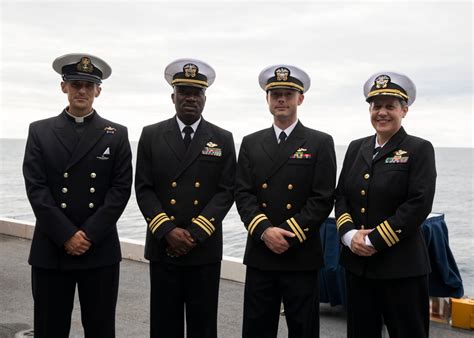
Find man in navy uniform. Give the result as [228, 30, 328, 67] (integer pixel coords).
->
[22, 53, 132, 338]
[235, 65, 336, 338]
[335, 72, 436, 337]
[135, 58, 236, 338]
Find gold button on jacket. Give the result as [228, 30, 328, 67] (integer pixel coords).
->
[334, 127, 436, 279]
[134, 117, 237, 265]
[234, 121, 337, 271]
[22, 110, 133, 271]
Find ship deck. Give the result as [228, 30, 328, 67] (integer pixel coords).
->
[1, 233, 472, 337]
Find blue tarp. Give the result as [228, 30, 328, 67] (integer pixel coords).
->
[422, 214, 464, 298]
[319, 217, 346, 306]
[318, 214, 464, 306]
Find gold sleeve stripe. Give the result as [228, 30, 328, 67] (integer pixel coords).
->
[248, 214, 268, 235]
[150, 214, 170, 233]
[379, 223, 396, 246]
[336, 215, 352, 228]
[193, 218, 212, 236]
[336, 213, 353, 226]
[336, 215, 353, 230]
[150, 215, 167, 232]
[151, 217, 170, 233]
[248, 214, 266, 235]
[149, 213, 167, 229]
[384, 221, 400, 242]
[336, 212, 351, 221]
[197, 215, 215, 232]
[286, 219, 303, 243]
[194, 217, 213, 234]
[289, 217, 306, 241]
[376, 225, 393, 247]
[149, 213, 167, 228]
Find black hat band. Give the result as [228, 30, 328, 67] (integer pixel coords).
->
[172, 71, 208, 87]
[367, 82, 408, 101]
[265, 76, 305, 93]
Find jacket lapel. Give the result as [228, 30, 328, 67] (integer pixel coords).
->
[66, 112, 106, 170]
[164, 118, 185, 162]
[264, 121, 307, 181]
[261, 127, 279, 161]
[53, 111, 79, 155]
[373, 127, 408, 164]
[173, 119, 212, 180]
[360, 135, 375, 167]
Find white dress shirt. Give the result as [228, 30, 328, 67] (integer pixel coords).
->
[176, 116, 201, 140]
[272, 119, 298, 143]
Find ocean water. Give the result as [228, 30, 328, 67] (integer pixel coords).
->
[1, 138, 472, 296]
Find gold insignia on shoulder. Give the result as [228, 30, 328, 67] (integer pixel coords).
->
[104, 126, 117, 134]
[206, 142, 218, 147]
[394, 149, 408, 156]
[275, 67, 290, 81]
[374, 74, 390, 89]
[77, 57, 94, 73]
[183, 63, 198, 78]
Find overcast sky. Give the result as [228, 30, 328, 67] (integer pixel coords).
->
[1, 0, 472, 147]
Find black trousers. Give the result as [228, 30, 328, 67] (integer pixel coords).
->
[31, 263, 120, 338]
[346, 271, 429, 338]
[149, 261, 221, 338]
[242, 266, 320, 338]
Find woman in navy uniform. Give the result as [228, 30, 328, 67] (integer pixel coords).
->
[235, 65, 336, 338]
[135, 58, 236, 338]
[23, 53, 132, 337]
[335, 72, 436, 338]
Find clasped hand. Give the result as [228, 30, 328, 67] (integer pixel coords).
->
[64, 230, 91, 256]
[262, 227, 295, 254]
[165, 228, 196, 258]
[350, 229, 377, 257]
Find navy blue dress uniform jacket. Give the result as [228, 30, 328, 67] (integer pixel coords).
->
[23, 110, 133, 270]
[235, 121, 337, 271]
[135, 117, 236, 265]
[335, 127, 436, 279]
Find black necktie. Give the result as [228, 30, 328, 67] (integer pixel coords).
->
[279, 131, 287, 146]
[183, 126, 193, 149]
[373, 146, 381, 158]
